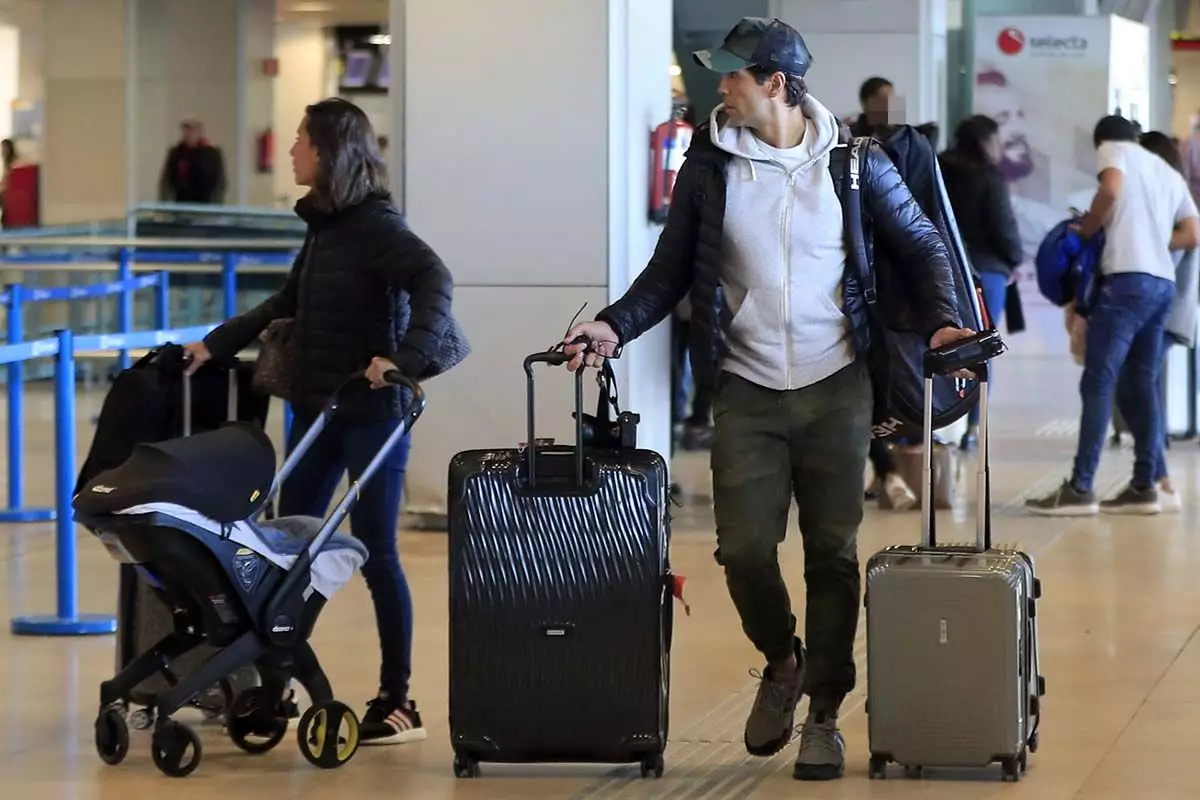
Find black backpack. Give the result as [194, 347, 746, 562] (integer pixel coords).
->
[829, 126, 989, 440]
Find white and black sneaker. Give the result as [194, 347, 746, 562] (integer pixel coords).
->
[1025, 479, 1099, 517]
[360, 695, 427, 746]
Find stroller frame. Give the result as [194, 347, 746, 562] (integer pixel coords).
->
[82, 370, 425, 778]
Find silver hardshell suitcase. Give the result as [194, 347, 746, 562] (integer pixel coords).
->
[864, 331, 1044, 782]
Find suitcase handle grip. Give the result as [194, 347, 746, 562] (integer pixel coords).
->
[922, 329, 1006, 378]
[523, 351, 585, 489]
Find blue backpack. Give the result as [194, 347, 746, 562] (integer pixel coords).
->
[1035, 220, 1105, 310]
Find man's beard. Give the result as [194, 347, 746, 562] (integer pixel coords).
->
[999, 142, 1035, 182]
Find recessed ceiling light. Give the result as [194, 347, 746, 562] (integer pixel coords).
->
[289, 2, 334, 12]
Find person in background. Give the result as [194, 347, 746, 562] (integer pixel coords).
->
[159, 120, 227, 204]
[1027, 116, 1199, 516]
[1113, 129, 1196, 513]
[938, 115, 1023, 450]
[0, 138, 16, 227]
[562, 17, 970, 781]
[850, 76, 894, 138]
[186, 98, 455, 744]
[672, 295, 714, 450]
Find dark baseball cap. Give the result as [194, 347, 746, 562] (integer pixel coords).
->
[693, 17, 813, 77]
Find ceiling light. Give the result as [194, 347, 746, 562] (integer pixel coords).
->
[288, 2, 334, 12]
[368, 34, 392, 45]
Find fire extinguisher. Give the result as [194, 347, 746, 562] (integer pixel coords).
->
[650, 110, 693, 224]
[256, 129, 273, 174]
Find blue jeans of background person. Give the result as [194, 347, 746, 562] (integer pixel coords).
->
[968, 271, 1010, 427]
[1116, 334, 1173, 483]
[278, 413, 414, 701]
[1071, 273, 1175, 493]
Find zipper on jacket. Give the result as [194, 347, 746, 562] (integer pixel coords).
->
[781, 170, 795, 390]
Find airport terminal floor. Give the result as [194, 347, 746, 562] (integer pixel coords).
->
[1, 299, 1198, 799]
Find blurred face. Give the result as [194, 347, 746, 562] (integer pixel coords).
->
[290, 117, 319, 187]
[865, 84, 893, 123]
[717, 69, 782, 128]
[180, 124, 199, 146]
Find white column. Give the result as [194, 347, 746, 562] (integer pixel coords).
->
[390, 0, 673, 516]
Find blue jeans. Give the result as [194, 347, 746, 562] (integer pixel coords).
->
[968, 271, 1010, 427]
[1071, 273, 1174, 492]
[279, 413, 414, 701]
[1116, 335, 1172, 483]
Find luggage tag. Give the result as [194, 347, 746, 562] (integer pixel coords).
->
[670, 573, 691, 617]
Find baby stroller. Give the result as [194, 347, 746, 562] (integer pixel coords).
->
[74, 369, 425, 778]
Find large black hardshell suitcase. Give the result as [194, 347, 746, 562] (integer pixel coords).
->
[446, 351, 674, 779]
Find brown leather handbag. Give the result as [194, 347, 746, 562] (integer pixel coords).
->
[251, 318, 296, 400]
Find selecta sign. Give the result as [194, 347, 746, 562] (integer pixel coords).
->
[996, 26, 1088, 57]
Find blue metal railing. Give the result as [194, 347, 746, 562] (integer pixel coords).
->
[2, 324, 219, 637]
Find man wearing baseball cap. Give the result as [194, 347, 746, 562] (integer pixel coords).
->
[564, 18, 966, 781]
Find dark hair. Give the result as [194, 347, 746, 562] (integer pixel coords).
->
[303, 97, 389, 212]
[1139, 130, 1182, 173]
[951, 115, 1000, 164]
[859, 76, 893, 107]
[748, 64, 808, 108]
[1, 138, 14, 167]
[1093, 114, 1138, 148]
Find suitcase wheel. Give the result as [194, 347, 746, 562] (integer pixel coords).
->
[868, 754, 888, 780]
[94, 707, 131, 767]
[640, 753, 664, 779]
[453, 752, 481, 779]
[1000, 754, 1023, 782]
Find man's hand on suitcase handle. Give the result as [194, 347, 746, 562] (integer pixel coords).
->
[562, 321, 621, 372]
[928, 326, 979, 379]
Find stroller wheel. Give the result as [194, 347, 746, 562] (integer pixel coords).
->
[94, 708, 130, 766]
[227, 688, 289, 755]
[297, 700, 360, 769]
[151, 720, 203, 778]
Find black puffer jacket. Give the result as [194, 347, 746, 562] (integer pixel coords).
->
[204, 192, 453, 421]
[597, 122, 961, 392]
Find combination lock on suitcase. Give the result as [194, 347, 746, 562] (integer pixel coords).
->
[446, 348, 674, 780]
[864, 330, 1045, 782]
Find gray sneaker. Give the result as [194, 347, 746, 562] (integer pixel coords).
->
[744, 639, 804, 757]
[1025, 479, 1099, 517]
[1100, 484, 1160, 515]
[793, 711, 846, 781]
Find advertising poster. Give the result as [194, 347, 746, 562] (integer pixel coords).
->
[973, 15, 1149, 282]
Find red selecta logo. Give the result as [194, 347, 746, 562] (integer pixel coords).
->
[998, 27, 1025, 55]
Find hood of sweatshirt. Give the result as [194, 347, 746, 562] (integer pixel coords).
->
[707, 94, 842, 181]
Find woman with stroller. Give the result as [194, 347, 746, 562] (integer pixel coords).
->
[185, 97, 455, 745]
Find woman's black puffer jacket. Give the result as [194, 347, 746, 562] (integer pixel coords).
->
[204, 192, 453, 421]
[938, 151, 1024, 277]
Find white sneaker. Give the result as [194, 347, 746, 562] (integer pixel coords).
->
[1158, 483, 1182, 514]
[885, 473, 917, 512]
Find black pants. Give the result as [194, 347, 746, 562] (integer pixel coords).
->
[710, 363, 872, 712]
[279, 413, 414, 701]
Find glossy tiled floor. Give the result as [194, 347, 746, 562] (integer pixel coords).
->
[2, 299, 1200, 798]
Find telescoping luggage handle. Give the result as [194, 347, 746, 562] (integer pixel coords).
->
[180, 354, 238, 437]
[920, 329, 1007, 551]
[522, 348, 586, 489]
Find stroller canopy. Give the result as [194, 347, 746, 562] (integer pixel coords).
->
[75, 423, 276, 524]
